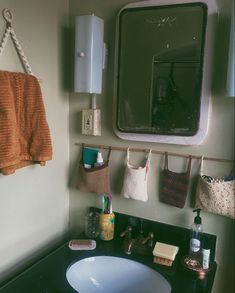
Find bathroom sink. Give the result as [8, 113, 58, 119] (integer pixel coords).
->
[66, 256, 171, 293]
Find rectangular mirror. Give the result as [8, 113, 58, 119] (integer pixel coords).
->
[113, 0, 217, 145]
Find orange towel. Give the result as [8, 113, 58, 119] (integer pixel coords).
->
[0, 70, 52, 175]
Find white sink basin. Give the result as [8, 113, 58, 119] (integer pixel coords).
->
[66, 256, 171, 293]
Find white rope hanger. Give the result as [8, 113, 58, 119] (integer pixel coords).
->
[0, 8, 33, 75]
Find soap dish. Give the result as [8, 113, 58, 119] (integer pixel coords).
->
[68, 239, 96, 250]
[181, 255, 211, 279]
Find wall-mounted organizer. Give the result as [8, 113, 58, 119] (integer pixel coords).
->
[76, 143, 234, 218]
[75, 142, 234, 164]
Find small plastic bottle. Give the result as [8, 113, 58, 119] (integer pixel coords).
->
[202, 236, 211, 270]
[94, 152, 104, 167]
[189, 209, 203, 258]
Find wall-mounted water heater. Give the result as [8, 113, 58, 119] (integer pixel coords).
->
[74, 14, 104, 94]
[74, 14, 105, 136]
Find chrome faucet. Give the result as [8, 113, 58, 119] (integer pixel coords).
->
[142, 232, 155, 247]
[120, 226, 133, 255]
[120, 225, 154, 255]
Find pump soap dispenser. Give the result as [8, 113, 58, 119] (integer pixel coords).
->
[190, 208, 203, 255]
[182, 209, 212, 278]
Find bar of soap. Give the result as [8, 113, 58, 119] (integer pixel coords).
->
[68, 239, 96, 250]
[153, 242, 179, 261]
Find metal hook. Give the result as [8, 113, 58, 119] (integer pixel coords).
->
[2, 9, 13, 26]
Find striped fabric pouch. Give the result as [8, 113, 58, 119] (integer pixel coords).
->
[160, 152, 192, 208]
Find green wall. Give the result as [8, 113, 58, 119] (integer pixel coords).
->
[69, 1, 234, 293]
[0, 0, 70, 282]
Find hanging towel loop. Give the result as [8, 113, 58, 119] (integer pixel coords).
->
[187, 155, 192, 173]
[164, 152, 168, 170]
[146, 149, 151, 167]
[2, 9, 13, 26]
[200, 156, 204, 175]
[0, 8, 33, 75]
[164, 152, 191, 173]
[126, 146, 130, 164]
[107, 146, 112, 163]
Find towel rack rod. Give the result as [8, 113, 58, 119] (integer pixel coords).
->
[75, 142, 234, 163]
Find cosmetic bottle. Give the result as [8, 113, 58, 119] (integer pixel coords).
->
[202, 236, 211, 270]
[189, 209, 203, 258]
[94, 152, 104, 167]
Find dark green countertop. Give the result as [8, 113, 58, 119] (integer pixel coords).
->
[0, 209, 217, 293]
[0, 237, 216, 293]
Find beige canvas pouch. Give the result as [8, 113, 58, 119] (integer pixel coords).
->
[121, 148, 151, 202]
[77, 147, 111, 195]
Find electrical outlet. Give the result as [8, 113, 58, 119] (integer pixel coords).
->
[82, 109, 101, 136]
[83, 111, 93, 133]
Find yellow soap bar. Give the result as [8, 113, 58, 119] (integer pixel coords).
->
[153, 242, 179, 261]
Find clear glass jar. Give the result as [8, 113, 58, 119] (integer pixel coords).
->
[85, 211, 99, 238]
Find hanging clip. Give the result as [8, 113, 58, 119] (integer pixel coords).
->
[2, 9, 13, 27]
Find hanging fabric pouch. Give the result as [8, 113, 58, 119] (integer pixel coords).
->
[195, 157, 235, 219]
[160, 152, 192, 208]
[121, 148, 151, 202]
[77, 146, 111, 195]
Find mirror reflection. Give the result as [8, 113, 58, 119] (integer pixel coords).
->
[116, 3, 207, 136]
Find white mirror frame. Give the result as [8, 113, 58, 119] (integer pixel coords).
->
[113, 0, 217, 145]
[226, 0, 234, 97]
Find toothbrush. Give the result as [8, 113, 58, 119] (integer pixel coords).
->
[102, 194, 112, 214]
[103, 195, 108, 214]
[102, 195, 105, 213]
